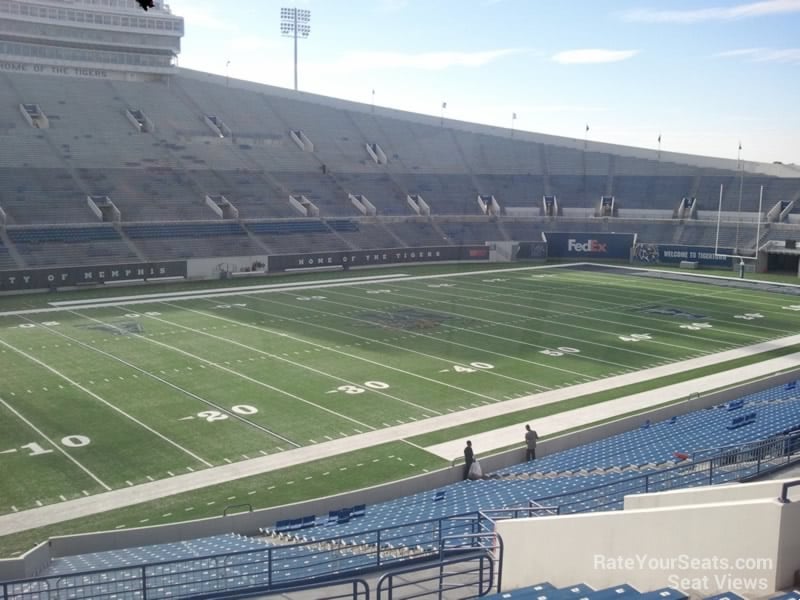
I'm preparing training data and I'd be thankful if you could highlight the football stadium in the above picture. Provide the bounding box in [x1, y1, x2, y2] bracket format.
[0, 1, 800, 598]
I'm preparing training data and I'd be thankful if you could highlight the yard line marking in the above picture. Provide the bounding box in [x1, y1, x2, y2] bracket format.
[88, 310, 379, 434]
[162, 303, 531, 405]
[470, 275, 780, 339]
[150, 305, 456, 413]
[0, 394, 111, 491]
[551, 270, 800, 320]
[34, 317, 292, 447]
[356, 285, 703, 357]
[324, 289, 645, 370]
[0, 335, 215, 468]
[237, 295, 551, 391]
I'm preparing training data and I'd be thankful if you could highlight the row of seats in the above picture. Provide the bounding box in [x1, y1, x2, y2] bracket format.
[31, 382, 800, 595]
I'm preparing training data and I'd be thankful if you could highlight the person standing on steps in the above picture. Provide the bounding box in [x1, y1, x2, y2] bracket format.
[463, 440, 474, 480]
[525, 425, 539, 461]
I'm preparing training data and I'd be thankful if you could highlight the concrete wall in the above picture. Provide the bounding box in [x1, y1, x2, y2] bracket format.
[624, 479, 800, 511]
[497, 482, 800, 596]
[2, 369, 797, 581]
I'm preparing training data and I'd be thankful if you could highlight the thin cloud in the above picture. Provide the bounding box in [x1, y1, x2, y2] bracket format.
[326, 48, 523, 73]
[624, 0, 800, 23]
[527, 104, 609, 113]
[167, 0, 236, 31]
[552, 49, 639, 65]
[715, 47, 800, 63]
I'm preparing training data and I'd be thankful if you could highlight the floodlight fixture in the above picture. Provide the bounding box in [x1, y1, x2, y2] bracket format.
[281, 7, 312, 91]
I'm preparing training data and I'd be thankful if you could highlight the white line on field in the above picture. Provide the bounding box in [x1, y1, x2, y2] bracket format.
[143, 308, 443, 417]
[87, 309, 375, 435]
[160, 302, 518, 406]
[488, 274, 781, 339]
[0, 337, 213, 468]
[354, 285, 704, 357]
[237, 294, 551, 392]
[0, 394, 111, 491]
[34, 316, 293, 447]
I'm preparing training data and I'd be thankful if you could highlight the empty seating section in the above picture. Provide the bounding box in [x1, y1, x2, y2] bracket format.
[0, 70, 798, 266]
[438, 220, 505, 244]
[475, 174, 545, 205]
[503, 221, 545, 241]
[335, 172, 410, 215]
[387, 122, 466, 173]
[188, 170, 297, 219]
[266, 96, 374, 172]
[29, 382, 800, 595]
[43, 534, 266, 577]
[123, 222, 262, 260]
[549, 175, 608, 208]
[246, 220, 354, 254]
[612, 176, 655, 208]
[0, 168, 95, 224]
[0, 242, 17, 270]
[85, 168, 213, 222]
[676, 222, 757, 248]
[175, 78, 287, 139]
[385, 220, 448, 246]
[336, 222, 397, 249]
[7, 225, 137, 267]
[394, 174, 482, 215]
[275, 171, 361, 217]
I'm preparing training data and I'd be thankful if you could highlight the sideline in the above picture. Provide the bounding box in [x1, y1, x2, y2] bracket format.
[0, 263, 574, 317]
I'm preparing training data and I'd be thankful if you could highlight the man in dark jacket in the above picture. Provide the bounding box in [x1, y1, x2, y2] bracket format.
[463, 440, 474, 480]
[525, 425, 539, 461]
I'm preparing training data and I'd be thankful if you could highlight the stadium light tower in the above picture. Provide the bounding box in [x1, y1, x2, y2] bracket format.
[280, 7, 311, 91]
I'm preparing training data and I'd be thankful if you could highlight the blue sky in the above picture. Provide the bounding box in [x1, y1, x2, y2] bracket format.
[167, 0, 800, 165]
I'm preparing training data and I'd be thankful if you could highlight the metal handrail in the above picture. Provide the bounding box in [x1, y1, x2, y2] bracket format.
[691, 429, 798, 460]
[778, 479, 800, 503]
[533, 431, 800, 502]
[376, 552, 494, 600]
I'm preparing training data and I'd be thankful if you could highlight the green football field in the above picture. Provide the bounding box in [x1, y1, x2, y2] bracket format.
[1, 264, 799, 518]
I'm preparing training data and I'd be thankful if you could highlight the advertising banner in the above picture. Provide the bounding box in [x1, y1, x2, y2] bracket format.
[633, 244, 734, 267]
[545, 232, 635, 259]
[267, 246, 490, 272]
[0, 261, 187, 292]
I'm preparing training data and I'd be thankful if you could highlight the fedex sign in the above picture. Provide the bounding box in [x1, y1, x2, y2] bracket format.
[567, 239, 608, 253]
[546, 232, 634, 259]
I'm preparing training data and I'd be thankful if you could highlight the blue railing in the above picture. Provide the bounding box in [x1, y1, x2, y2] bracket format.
[2, 514, 481, 600]
[531, 431, 800, 514]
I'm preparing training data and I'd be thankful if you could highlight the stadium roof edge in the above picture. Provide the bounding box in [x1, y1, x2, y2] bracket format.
[177, 67, 800, 178]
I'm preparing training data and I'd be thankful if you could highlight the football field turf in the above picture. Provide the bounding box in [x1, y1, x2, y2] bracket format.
[1, 264, 799, 517]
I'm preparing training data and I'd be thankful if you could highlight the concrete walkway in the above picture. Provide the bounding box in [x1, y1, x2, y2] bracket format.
[1, 334, 799, 537]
